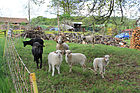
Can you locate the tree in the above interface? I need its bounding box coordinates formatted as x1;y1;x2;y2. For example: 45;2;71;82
49;0;83;15
48;0;139;33
76;0;139;33
27;0;45;23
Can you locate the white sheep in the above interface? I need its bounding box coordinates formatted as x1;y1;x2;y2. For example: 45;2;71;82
93;55;110;78
56;43;69;53
48;50;63;76
65;50;87;73
56;35;69;54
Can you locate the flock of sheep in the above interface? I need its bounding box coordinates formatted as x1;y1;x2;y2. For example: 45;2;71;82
23;35;110;78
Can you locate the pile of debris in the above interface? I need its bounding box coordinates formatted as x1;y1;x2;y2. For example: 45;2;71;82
130;27;140;50
94;35;129;48
21;30;129;48
21;30;49;40
56;33;129;48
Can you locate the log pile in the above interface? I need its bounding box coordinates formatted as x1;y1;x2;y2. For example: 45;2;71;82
94;35;129;48
20;30;129;48
59;33;129;48
21;30;49;40
130;27;140;50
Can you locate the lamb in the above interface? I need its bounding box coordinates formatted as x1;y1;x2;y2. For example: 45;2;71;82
93;55;110;78
32;42;43;69
48;50;63;76
56;35;69;54
65;50;86;73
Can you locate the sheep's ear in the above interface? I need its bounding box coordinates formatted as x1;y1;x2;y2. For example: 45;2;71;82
69;51;72;54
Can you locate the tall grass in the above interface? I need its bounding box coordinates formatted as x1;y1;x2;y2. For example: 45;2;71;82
0;37;15;93
13;37;140;93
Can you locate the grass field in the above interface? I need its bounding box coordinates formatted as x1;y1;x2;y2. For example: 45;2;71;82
12;37;140;93
0;37;15;93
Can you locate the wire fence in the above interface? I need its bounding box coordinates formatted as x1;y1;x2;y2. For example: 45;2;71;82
4;37;38;93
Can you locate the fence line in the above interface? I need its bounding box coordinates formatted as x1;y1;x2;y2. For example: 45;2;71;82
4;37;38;93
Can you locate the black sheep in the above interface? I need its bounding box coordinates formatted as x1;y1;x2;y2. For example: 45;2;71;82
23;38;44;69
23;38;44;47
32;42;43;69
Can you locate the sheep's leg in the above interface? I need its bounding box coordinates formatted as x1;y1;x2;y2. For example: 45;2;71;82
52;65;55;76
93;65;97;75
101;72;104;78
48;64;51;72
34;57;36;62
99;66;103;75
99;66;104;78
82;64;86;72
69;64;72;73
40;55;42;69
56;65;60;74
103;67;105;74
36;59;39;69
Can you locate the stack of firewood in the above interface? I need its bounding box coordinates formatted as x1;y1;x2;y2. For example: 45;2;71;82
130;27;140;50
93;35;129;48
20;30;129;48
21;30;49;40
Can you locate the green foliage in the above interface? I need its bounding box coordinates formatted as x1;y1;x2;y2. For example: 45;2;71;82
31;16;57;26
50;0;82;15
20;22;27;26
13;37;140;93
60;13;72;21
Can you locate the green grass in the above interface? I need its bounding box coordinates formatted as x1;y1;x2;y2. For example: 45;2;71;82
0;37;15;93
12;38;140;93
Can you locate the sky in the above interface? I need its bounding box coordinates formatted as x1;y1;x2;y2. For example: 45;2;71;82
0;0;139;19
0;0;57;18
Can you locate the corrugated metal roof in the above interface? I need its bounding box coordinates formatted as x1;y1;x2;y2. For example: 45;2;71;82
72;22;82;24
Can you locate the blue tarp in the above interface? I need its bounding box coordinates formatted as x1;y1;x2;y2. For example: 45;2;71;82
115;33;130;39
50;27;59;31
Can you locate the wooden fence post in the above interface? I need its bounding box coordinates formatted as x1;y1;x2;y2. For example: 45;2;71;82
30;73;38;93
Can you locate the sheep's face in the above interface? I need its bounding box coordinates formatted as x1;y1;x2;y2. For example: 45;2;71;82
65;50;72;55
55;50;62;55
104;55;110;64
57;36;64;44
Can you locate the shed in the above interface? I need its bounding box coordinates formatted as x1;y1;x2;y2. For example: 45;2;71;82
72;22;82;32
60;24;74;31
